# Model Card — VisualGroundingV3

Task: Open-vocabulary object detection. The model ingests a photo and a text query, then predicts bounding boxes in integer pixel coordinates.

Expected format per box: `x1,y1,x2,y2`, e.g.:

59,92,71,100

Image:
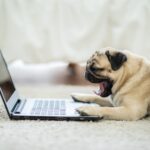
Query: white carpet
0,85,150,150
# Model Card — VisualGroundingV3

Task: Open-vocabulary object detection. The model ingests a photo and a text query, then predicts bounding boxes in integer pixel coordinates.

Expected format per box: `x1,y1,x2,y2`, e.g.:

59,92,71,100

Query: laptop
0,50,101,121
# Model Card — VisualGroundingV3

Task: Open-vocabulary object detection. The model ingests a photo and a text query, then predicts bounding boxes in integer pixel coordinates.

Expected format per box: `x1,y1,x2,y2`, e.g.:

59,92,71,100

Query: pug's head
85,47,127,97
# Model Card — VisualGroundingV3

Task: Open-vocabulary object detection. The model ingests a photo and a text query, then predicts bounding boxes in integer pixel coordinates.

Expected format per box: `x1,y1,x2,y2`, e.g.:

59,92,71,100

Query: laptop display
0,53,15,102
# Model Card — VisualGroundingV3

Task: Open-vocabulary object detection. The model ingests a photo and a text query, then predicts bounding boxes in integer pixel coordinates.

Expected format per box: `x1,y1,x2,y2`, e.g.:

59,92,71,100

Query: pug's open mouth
94,80,113,97
85,71,113,97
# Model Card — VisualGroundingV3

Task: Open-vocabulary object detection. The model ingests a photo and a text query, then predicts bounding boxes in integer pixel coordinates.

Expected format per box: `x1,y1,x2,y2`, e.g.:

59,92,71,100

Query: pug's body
71,47,150,121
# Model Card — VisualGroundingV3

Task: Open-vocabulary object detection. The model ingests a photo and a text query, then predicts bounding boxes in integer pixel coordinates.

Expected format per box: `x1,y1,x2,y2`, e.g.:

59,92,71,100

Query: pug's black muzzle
85,71,113,97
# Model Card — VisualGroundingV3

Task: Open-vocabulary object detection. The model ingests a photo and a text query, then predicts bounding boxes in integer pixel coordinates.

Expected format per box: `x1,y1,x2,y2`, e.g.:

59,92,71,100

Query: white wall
0,0,150,63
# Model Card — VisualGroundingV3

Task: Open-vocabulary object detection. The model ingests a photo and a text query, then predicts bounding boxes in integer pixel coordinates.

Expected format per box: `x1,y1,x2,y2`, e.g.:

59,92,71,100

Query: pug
71,47,150,121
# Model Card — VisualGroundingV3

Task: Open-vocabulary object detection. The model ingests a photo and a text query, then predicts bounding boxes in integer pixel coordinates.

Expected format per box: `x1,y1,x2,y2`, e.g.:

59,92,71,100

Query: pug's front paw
76,106,103,117
71,93,91,103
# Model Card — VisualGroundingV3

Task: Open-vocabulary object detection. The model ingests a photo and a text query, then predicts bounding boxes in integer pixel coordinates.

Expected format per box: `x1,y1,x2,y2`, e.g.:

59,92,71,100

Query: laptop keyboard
30,100,66,116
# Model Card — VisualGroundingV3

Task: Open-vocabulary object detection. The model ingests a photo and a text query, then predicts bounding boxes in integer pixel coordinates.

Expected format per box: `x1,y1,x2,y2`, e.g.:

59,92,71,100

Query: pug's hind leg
71,93,113,107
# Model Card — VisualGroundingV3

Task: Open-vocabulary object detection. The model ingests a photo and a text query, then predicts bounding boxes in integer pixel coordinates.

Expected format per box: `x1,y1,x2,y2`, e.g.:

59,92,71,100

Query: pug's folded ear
105,51,127,70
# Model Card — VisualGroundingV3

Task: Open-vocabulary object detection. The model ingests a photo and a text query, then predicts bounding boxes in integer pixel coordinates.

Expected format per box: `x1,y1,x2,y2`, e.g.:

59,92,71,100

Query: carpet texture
0,85,150,150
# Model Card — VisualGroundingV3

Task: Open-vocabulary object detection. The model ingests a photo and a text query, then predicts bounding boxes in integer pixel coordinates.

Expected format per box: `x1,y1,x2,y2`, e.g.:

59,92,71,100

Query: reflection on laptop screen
0,52,15,102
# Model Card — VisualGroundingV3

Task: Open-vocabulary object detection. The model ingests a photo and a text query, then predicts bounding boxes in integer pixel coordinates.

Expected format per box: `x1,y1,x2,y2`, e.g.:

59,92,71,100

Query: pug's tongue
94,81,107,96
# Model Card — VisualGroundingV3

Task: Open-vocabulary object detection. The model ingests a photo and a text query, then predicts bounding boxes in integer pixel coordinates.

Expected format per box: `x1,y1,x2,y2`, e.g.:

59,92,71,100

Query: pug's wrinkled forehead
89,47,117,59
87,49,110,68
88,47,127,71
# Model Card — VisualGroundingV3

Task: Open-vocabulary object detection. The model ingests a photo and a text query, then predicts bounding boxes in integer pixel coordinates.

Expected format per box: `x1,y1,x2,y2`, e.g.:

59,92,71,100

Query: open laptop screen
0,52,15,102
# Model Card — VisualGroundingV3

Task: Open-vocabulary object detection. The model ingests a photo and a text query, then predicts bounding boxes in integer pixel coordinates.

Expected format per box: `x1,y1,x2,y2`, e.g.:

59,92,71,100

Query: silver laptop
0,50,101,121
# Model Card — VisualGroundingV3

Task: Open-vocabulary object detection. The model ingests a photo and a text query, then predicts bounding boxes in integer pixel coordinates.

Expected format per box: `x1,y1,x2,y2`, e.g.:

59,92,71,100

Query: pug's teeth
99,89,101,93
94,90,101,96
94,90,98,95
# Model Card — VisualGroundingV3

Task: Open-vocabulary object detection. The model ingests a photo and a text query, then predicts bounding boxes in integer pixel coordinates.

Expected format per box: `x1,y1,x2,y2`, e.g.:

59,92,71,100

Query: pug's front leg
77,106,146,121
71,93,113,107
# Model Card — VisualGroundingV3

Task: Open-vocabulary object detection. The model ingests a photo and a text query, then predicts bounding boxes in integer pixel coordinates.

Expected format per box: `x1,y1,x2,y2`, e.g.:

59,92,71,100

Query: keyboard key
60,110,66,115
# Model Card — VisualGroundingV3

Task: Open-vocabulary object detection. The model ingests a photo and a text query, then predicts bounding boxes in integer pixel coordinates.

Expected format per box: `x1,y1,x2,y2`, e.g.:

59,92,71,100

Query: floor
0,84,150,150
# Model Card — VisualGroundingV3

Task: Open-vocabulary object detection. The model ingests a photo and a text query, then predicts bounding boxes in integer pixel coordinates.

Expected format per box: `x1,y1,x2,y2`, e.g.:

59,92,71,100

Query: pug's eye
98,68,105,71
90,66,98,72
90,66,105,72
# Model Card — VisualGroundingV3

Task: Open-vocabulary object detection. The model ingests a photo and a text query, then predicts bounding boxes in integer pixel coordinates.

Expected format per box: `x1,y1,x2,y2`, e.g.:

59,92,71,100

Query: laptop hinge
11,99,26,114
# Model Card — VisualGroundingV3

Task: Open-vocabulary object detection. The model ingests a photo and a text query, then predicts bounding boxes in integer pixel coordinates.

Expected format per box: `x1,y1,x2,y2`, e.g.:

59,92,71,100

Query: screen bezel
0,50,20,116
